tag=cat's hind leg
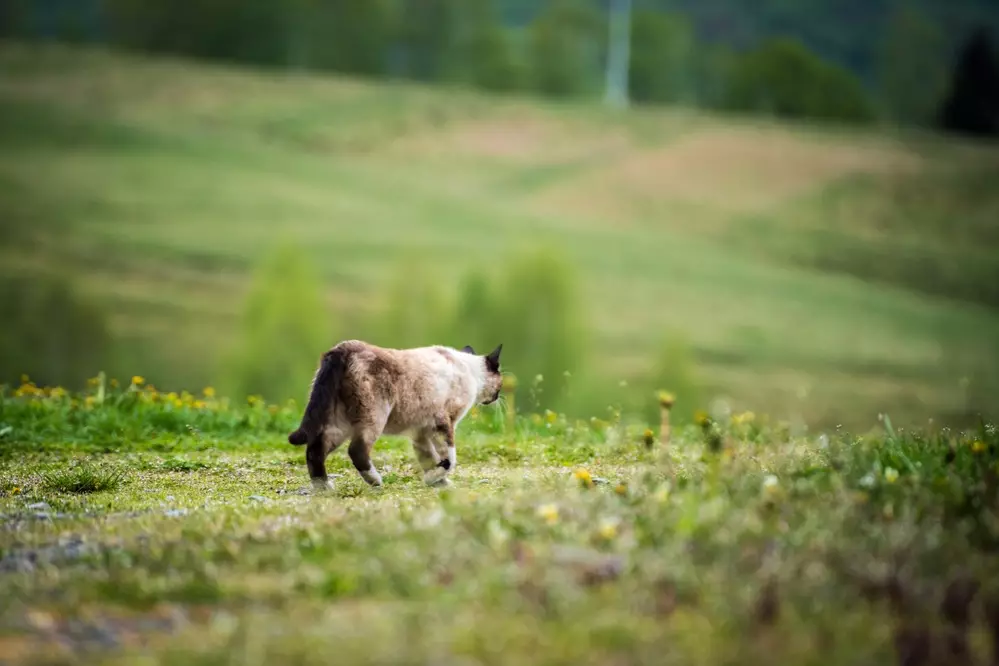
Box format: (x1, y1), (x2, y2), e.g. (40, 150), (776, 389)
(347, 411), (388, 487)
(307, 427), (347, 492)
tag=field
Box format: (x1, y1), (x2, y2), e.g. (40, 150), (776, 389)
(1, 379), (998, 665)
(1, 40), (998, 431)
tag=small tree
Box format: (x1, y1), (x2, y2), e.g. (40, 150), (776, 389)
(491, 247), (587, 412)
(628, 10), (694, 105)
(360, 256), (452, 350)
(223, 242), (333, 403)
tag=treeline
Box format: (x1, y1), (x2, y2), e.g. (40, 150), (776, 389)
(2, 0), (997, 132)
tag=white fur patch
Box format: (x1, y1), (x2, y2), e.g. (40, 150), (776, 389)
(361, 466), (383, 487)
(447, 446), (456, 470)
(311, 478), (335, 492)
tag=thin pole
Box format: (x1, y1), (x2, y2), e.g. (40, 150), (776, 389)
(604, 0), (632, 108)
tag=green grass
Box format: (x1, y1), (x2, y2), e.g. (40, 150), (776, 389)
(2, 381), (999, 665)
(39, 463), (127, 494)
(1, 40), (998, 431)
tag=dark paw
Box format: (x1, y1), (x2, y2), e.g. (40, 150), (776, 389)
(438, 458), (451, 470)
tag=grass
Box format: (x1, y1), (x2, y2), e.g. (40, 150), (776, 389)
(1, 40), (998, 431)
(2, 379), (999, 665)
(39, 463), (127, 494)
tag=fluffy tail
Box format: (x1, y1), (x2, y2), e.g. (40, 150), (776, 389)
(287, 347), (346, 446)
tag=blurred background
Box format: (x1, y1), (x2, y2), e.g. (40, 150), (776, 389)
(0, 0), (997, 432)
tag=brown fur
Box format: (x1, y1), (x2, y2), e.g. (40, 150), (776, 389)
(288, 339), (503, 491)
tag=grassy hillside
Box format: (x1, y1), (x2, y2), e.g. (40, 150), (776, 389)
(1, 40), (998, 430)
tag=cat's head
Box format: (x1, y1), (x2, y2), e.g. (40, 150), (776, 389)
(462, 344), (503, 405)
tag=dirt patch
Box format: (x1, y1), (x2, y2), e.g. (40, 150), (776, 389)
(382, 116), (632, 165)
(532, 126), (924, 221)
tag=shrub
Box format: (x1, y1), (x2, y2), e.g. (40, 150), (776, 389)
(221, 242), (333, 404)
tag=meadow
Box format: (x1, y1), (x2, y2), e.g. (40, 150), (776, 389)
(2, 40), (999, 431)
(1, 377), (998, 665)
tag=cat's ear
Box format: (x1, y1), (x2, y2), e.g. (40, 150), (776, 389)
(462, 345), (476, 354)
(485, 344), (502, 372)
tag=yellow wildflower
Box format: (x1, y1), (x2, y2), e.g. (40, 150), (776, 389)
(109, 378), (119, 388)
(12, 486), (21, 495)
(694, 410), (711, 427)
(597, 517), (620, 540)
(643, 428), (655, 448)
(614, 482), (628, 496)
(203, 386), (216, 398)
(884, 467), (899, 484)
(972, 440), (986, 454)
(573, 468), (594, 488)
(544, 410), (558, 425)
(194, 400), (207, 410)
(657, 391), (676, 408)
(84, 396), (97, 408)
(131, 376), (144, 386)
(536, 503), (559, 525)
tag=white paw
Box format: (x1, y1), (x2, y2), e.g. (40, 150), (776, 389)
(361, 467), (383, 487)
(423, 467), (448, 486)
(311, 477), (335, 492)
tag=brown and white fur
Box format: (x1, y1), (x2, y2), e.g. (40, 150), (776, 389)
(288, 340), (503, 491)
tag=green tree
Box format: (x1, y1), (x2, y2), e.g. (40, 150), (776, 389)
(527, 0), (604, 98)
(395, 0), (460, 81)
(447, 0), (524, 92)
(360, 257), (452, 350)
(222, 243), (334, 403)
(307, 0), (393, 76)
(628, 10), (695, 104)
(491, 247), (587, 412)
(726, 37), (873, 123)
(879, 7), (948, 126)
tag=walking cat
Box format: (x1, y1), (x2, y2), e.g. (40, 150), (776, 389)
(288, 339), (503, 491)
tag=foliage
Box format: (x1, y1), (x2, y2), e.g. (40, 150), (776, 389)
(102, 0), (293, 66)
(878, 6), (949, 126)
(301, 0), (394, 76)
(447, 0), (525, 92)
(490, 247), (588, 413)
(222, 243), (333, 404)
(359, 256), (453, 350)
(725, 37), (874, 123)
(0, 272), (113, 390)
(627, 10), (694, 104)
(526, 0), (604, 98)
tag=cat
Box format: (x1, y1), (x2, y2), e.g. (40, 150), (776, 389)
(288, 339), (503, 491)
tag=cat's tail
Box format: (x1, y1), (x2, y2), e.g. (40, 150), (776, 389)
(288, 346), (347, 446)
